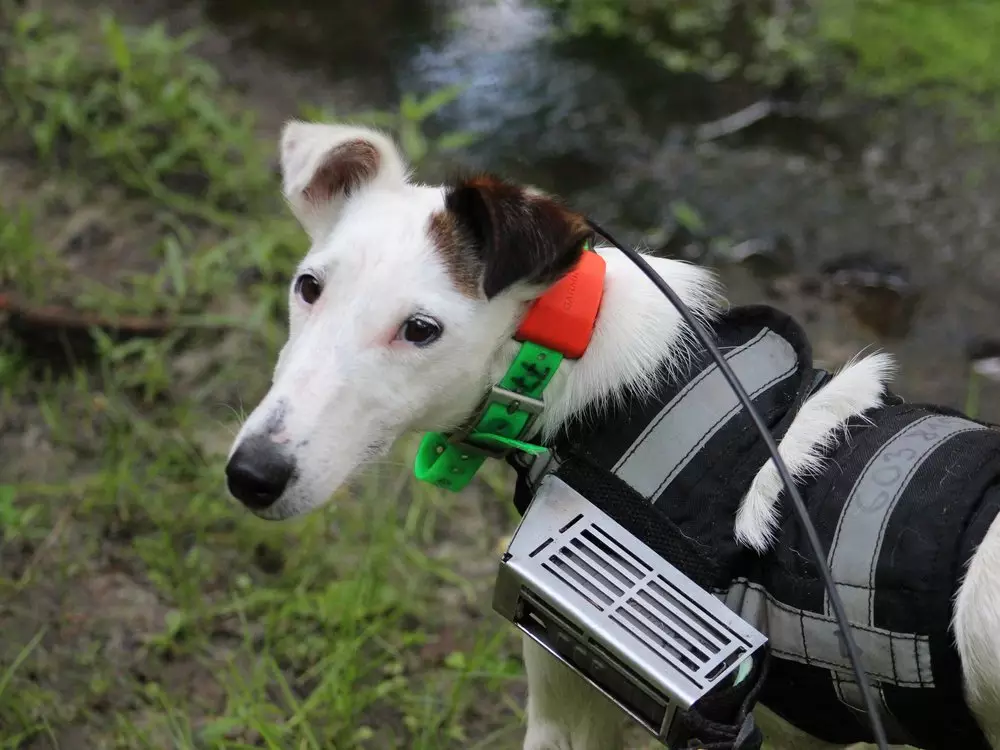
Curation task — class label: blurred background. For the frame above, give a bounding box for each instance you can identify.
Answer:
[1,0,999,747]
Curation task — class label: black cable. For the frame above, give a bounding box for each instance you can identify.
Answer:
[585,218,890,750]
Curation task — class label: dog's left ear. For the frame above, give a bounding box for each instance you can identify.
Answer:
[280,120,409,241]
[445,176,592,299]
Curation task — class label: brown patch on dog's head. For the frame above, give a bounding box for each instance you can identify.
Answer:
[302,139,381,204]
[427,210,481,297]
[433,174,592,299]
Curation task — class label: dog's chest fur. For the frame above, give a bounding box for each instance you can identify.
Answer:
[510,304,1000,750]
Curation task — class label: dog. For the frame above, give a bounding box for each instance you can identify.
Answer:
[225,120,1000,750]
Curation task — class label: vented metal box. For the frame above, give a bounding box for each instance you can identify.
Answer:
[493,475,768,746]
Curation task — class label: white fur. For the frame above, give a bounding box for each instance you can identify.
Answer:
[499,247,723,443]
[280,121,410,240]
[734,351,897,552]
[229,121,1000,750]
[522,640,624,750]
[954,514,1000,747]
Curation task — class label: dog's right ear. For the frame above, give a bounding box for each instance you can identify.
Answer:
[279,121,409,241]
[443,176,592,299]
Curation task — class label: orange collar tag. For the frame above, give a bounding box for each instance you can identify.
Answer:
[515,250,606,359]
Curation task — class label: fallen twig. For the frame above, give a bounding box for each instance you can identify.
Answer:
[695,99,808,142]
[0,290,247,335]
[0,291,177,334]
[696,100,775,141]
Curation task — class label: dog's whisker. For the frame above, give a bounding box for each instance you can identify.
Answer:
[216,401,247,426]
[209,417,240,438]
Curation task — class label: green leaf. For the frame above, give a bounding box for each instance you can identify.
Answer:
[345,109,396,129]
[197,716,244,743]
[400,122,428,165]
[410,84,465,121]
[101,15,132,74]
[0,486,16,527]
[164,609,185,637]
[399,92,422,123]
[162,235,188,299]
[670,200,706,234]
[435,130,478,152]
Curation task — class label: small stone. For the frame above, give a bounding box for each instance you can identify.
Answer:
[967,339,1000,382]
[721,234,796,278]
[819,252,920,338]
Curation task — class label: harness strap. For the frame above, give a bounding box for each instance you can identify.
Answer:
[678,650,771,750]
[514,356,833,529]
[513,306,828,508]
[609,327,801,502]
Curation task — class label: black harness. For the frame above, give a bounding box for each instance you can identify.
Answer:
[509,304,1000,750]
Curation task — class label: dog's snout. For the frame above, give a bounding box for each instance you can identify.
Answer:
[225,435,295,510]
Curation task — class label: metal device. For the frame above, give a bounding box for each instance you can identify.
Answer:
[493,475,768,747]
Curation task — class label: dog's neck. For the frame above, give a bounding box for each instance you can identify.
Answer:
[488,248,722,443]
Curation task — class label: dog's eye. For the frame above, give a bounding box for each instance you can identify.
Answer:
[294,274,322,305]
[398,315,443,347]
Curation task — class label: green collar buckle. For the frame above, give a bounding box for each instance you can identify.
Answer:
[413,340,563,491]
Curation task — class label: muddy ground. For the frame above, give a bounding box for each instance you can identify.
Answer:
[1,1,998,749]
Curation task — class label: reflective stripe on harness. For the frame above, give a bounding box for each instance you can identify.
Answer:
[522,330,829,501]
[822,415,986,726]
[610,328,799,501]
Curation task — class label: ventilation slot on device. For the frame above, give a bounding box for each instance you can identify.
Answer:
[543,523,749,691]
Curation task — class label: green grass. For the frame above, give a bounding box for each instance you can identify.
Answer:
[0,6,545,749]
[537,0,1000,138]
[2,10,271,225]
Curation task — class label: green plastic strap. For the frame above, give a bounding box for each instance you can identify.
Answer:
[469,433,549,455]
[414,341,563,491]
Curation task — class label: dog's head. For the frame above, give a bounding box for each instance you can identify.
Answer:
[225,121,592,518]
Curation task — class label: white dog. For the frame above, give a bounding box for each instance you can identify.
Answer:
[226,121,1000,750]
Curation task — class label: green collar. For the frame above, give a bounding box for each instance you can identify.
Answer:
[413,340,561,491]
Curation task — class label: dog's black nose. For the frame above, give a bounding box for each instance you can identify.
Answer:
[225,436,295,510]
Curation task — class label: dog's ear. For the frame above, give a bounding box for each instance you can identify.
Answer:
[444,176,592,299]
[279,121,409,240]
